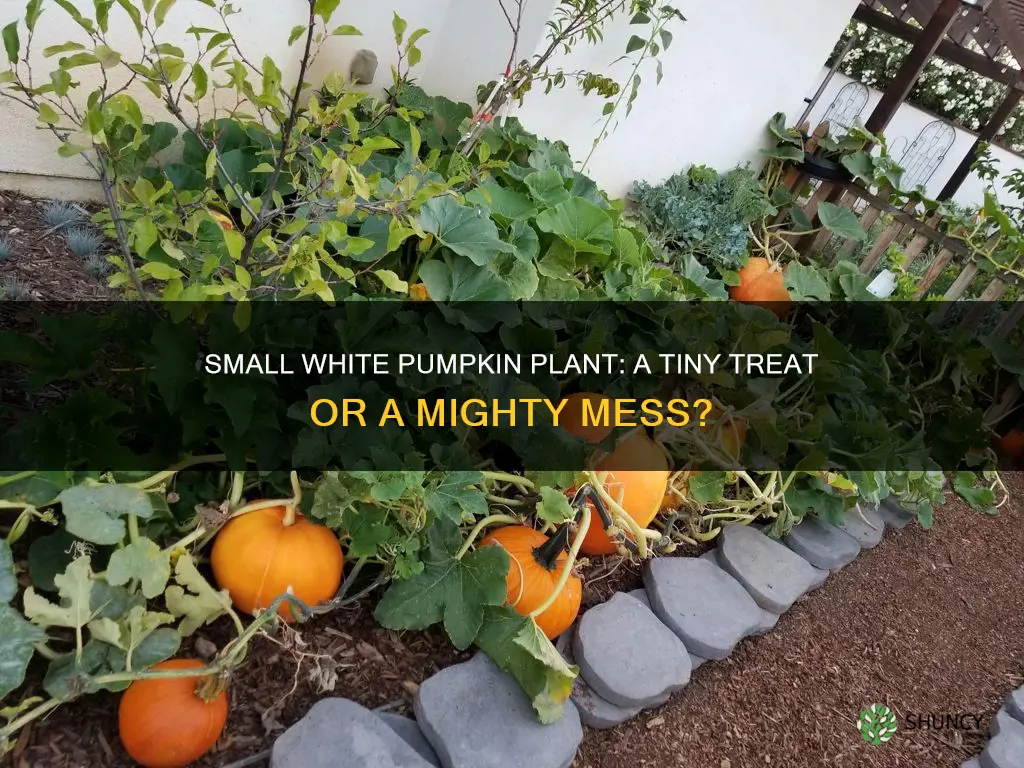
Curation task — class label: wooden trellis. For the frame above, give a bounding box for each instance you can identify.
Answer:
[776,128,1024,426]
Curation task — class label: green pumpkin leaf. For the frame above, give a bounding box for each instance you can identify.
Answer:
[105,538,171,599]
[535,198,614,255]
[536,487,575,525]
[784,263,831,301]
[418,196,515,266]
[58,485,155,546]
[688,471,726,503]
[818,202,867,241]
[523,169,570,207]
[465,183,537,221]
[424,471,487,525]
[374,518,509,650]
[474,606,576,724]
[0,604,47,698]
[0,540,16,603]
[419,256,512,303]
[508,220,540,263]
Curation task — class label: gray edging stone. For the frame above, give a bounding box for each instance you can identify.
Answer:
[270,698,436,768]
[877,498,916,529]
[748,607,780,636]
[981,710,1024,768]
[783,518,861,570]
[555,629,641,729]
[574,592,690,708]
[808,565,829,591]
[834,503,886,549]
[1004,686,1024,724]
[717,524,817,614]
[643,557,760,659]
[379,713,442,767]
[414,653,582,768]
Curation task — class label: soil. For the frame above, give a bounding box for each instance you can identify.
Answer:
[0,192,115,300]
[8,475,1022,768]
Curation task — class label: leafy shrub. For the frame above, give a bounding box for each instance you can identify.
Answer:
[64,227,104,257]
[0,234,13,262]
[40,200,86,232]
[630,165,776,268]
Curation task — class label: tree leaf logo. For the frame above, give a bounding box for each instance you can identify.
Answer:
[857,704,898,744]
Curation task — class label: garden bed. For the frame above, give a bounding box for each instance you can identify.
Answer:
[0,192,114,300]
[9,477,1021,768]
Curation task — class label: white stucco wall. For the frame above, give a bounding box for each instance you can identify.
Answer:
[806,70,1024,208]
[515,0,862,196]
[0,0,858,201]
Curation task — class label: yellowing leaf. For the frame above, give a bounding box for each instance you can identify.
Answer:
[164,554,232,636]
[23,556,95,630]
[374,269,408,294]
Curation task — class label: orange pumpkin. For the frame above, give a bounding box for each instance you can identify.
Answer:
[729,257,791,318]
[118,659,228,768]
[481,524,582,639]
[211,504,343,622]
[701,406,747,461]
[995,428,1024,460]
[579,432,671,555]
[559,392,613,444]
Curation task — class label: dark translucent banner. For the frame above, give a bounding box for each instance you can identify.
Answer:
[0,301,1019,471]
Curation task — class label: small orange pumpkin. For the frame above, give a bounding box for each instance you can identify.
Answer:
[118,658,228,768]
[578,431,671,555]
[559,392,613,444]
[481,524,582,639]
[700,405,747,461]
[729,257,791,318]
[211,504,343,622]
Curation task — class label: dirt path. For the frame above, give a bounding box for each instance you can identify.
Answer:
[578,473,1024,768]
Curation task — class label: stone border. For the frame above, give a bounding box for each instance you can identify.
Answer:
[961,685,1024,768]
[267,500,922,768]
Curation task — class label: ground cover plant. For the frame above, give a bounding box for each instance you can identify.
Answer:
[0,0,1020,763]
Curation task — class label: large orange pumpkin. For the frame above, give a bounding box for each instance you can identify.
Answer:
[481,524,582,639]
[118,659,228,768]
[559,392,613,444]
[729,257,791,318]
[578,432,671,555]
[995,428,1024,460]
[211,504,343,622]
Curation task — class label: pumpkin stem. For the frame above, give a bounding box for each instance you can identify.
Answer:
[194,672,229,703]
[528,504,591,620]
[532,524,571,571]
[281,470,303,526]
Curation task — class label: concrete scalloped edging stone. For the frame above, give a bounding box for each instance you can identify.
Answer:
[269,501,928,768]
[962,688,1024,768]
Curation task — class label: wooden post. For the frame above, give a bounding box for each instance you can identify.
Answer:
[864,0,964,134]
[913,248,954,298]
[958,276,1010,330]
[939,87,1024,200]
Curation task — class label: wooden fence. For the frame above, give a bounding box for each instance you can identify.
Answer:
[779,120,1023,427]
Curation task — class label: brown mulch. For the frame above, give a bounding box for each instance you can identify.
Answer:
[0,192,115,300]
[7,480,1024,768]
[578,472,1024,768]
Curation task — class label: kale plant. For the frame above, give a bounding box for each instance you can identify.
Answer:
[630,165,776,269]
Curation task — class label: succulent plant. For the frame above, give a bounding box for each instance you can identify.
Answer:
[41,200,86,232]
[84,253,111,278]
[1,278,29,300]
[64,227,104,257]
[0,235,13,262]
